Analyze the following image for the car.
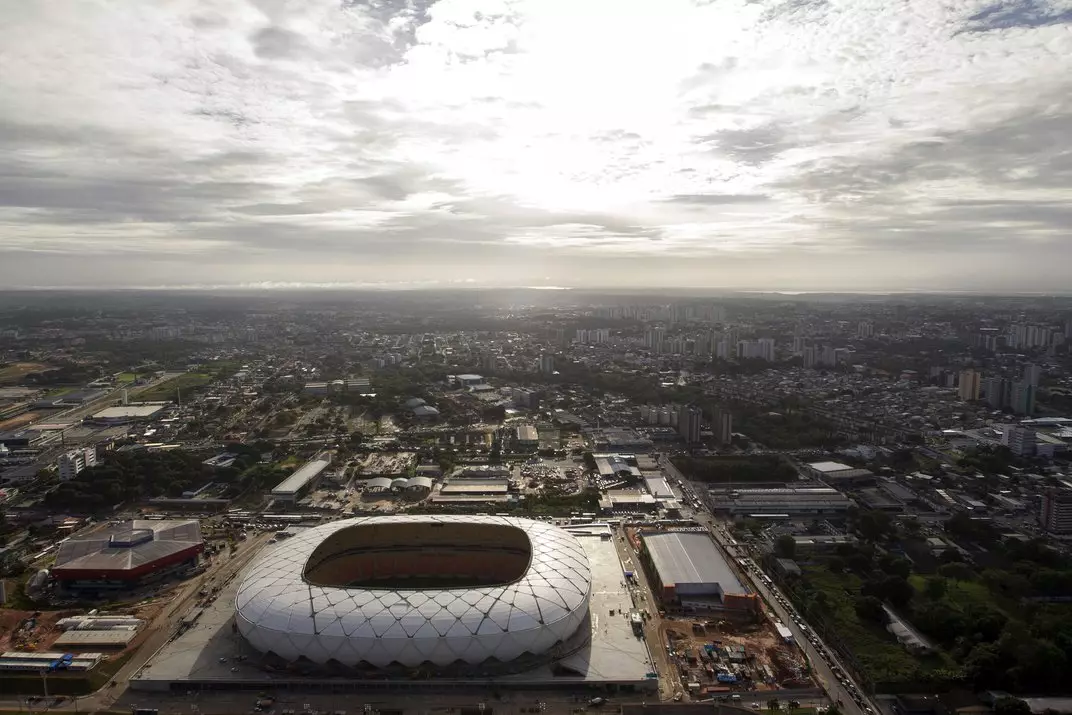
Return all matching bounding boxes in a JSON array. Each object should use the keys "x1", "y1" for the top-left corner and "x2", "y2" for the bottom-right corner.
[{"x1": 588, "y1": 697, "x2": 608, "y2": 707}]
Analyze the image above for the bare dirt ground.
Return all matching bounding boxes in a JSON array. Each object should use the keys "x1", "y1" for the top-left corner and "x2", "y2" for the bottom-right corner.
[
  {"x1": 0, "y1": 410, "x2": 44, "y2": 431},
  {"x1": 660, "y1": 616, "x2": 814, "y2": 696},
  {"x1": 0, "y1": 362, "x2": 50, "y2": 385}
]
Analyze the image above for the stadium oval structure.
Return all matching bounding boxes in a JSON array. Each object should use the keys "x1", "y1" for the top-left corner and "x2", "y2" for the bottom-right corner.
[{"x1": 235, "y1": 515, "x2": 592, "y2": 667}]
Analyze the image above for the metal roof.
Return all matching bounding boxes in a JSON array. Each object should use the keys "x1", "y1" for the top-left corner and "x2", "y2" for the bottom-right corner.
[
  {"x1": 53, "y1": 519, "x2": 202, "y2": 573},
  {"x1": 272, "y1": 458, "x2": 331, "y2": 496},
  {"x1": 643, "y1": 532, "x2": 745, "y2": 594}
]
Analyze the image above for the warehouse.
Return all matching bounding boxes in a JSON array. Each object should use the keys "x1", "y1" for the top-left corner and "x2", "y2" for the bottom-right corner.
[
  {"x1": 439, "y1": 479, "x2": 509, "y2": 496},
  {"x1": 712, "y1": 487, "x2": 853, "y2": 517},
  {"x1": 54, "y1": 629, "x2": 137, "y2": 649},
  {"x1": 52, "y1": 519, "x2": 203, "y2": 591},
  {"x1": 271, "y1": 456, "x2": 331, "y2": 503},
  {"x1": 515, "y1": 425, "x2": 539, "y2": 449},
  {"x1": 86, "y1": 404, "x2": 166, "y2": 425},
  {"x1": 639, "y1": 531, "x2": 753, "y2": 612}
]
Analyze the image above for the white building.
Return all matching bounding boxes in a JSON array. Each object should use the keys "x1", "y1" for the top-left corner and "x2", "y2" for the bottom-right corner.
[
  {"x1": 58, "y1": 447, "x2": 97, "y2": 481},
  {"x1": 1002, "y1": 426, "x2": 1037, "y2": 457}
]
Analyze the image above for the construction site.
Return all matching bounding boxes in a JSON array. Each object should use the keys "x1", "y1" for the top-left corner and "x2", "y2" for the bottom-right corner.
[{"x1": 659, "y1": 616, "x2": 814, "y2": 699}]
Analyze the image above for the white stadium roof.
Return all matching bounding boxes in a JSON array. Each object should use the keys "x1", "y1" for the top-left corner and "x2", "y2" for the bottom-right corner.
[{"x1": 234, "y1": 515, "x2": 592, "y2": 668}]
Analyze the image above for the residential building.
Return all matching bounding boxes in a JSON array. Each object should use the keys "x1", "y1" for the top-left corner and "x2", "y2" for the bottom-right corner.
[
  {"x1": 58, "y1": 447, "x2": 97, "y2": 481},
  {"x1": 982, "y1": 377, "x2": 1007, "y2": 409},
  {"x1": 1040, "y1": 486, "x2": 1072, "y2": 535},
  {"x1": 1002, "y1": 426, "x2": 1036, "y2": 457},
  {"x1": 678, "y1": 405, "x2": 702, "y2": 444},
  {"x1": 538, "y1": 353, "x2": 555, "y2": 375},
  {"x1": 958, "y1": 369, "x2": 981, "y2": 402},
  {"x1": 713, "y1": 406, "x2": 733, "y2": 445},
  {"x1": 645, "y1": 327, "x2": 666, "y2": 354},
  {"x1": 1010, "y1": 381, "x2": 1036, "y2": 415}
]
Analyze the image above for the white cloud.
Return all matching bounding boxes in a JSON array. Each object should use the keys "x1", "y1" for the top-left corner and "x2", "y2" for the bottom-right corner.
[{"x1": 1, "y1": 0, "x2": 1071, "y2": 290}]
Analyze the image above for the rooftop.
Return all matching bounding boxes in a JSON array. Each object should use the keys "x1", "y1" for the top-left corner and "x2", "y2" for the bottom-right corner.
[
  {"x1": 807, "y1": 460, "x2": 855, "y2": 473},
  {"x1": 53, "y1": 519, "x2": 202, "y2": 573},
  {"x1": 271, "y1": 457, "x2": 331, "y2": 496},
  {"x1": 643, "y1": 531, "x2": 745, "y2": 594},
  {"x1": 91, "y1": 404, "x2": 165, "y2": 420}
]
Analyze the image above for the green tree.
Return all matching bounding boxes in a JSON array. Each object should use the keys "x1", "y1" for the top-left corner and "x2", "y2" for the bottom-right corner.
[
  {"x1": 855, "y1": 595, "x2": 886, "y2": 623},
  {"x1": 925, "y1": 576, "x2": 948, "y2": 599},
  {"x1": 938, "y1": 561, "x2": 975, "y2": 581}
]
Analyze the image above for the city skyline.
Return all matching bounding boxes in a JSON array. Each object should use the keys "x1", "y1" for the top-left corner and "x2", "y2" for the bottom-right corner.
[{"x1": 2, "y1": 0, "x2": 1071, "y2": 290}]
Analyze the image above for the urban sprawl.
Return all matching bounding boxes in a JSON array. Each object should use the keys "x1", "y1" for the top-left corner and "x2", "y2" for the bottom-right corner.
[{"x1": 0, "y1": 290, "x2": 1071, "y2": 715}]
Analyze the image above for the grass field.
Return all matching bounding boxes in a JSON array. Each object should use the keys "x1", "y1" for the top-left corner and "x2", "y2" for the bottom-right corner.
[
  {"x1": 134, "y1": 372, "x2": 212, "y2": 402},
  {"x1": 116, "y1": 372, "x2": 138, "y2": 383}
]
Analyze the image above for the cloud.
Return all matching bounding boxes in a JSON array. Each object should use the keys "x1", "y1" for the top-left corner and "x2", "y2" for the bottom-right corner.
[{"x1": 1, "y1": 0, "x2": 1071, "y2": 290}]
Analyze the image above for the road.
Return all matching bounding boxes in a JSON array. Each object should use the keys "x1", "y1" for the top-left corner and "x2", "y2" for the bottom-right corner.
[
  {"x1": 0, "y1": 531, "x2": 275, "y2": 714},
  {"x1": 610, "y1": 523, "x2": 676, "y2": 700},
  {"x1": 662, "y1": 466, "x2": 877, "y2": 715}
]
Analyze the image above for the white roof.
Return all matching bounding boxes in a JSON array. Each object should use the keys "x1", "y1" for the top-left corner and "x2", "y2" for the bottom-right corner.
[
  {"x1": 235, "y1": 515, "x2": 591, "y2": 667},
  {"x1": 271, "y1": 458, "x2": 330, "y2": 496},
  {"x1": 91, "y1": 405, "x2": 164, "y2": 419},
  {"x1": 807, "y1": 461, "x2": 854, "y2": 473}
]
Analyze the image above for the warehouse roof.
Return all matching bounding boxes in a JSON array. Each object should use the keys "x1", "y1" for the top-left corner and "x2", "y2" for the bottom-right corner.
[
  {"x1": 643, "y1": 532, "x2": 745, "y2": 595},
  {"x1": 271, "y1": 458, "x2": 331, "y2": 496},
  {"x1": 91, "y1": 405, "x2": 165, "y2": 420},
  {"x1": 53, "y1": 520, "x2": 202, "y2": 573},
  {"x1": 807, "y1": 461, "x2": 854, "y2": 473},
  {"x1": 53, "y1": 630, "x2": 136, "y2": 646}
]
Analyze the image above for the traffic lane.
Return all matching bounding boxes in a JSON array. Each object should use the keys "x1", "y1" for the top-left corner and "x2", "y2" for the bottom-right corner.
[
  {"x1": 699, "y1": 519, "x2": 867, "y2": 715},
  {"x1": 748, "y1": 578, "x2": 869, "y2": 715}
]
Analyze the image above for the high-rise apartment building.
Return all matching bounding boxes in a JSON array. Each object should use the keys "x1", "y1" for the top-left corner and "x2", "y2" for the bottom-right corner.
[
  {"x1": 678, "y1": 405, "x2": 703, "y2": 444},
  {"x1": 736, "y1": 339, "x2": 775, "y2": 361},
  {"x1": 645, "y1": 327, "x2": 666, "y2": 354},
  {"x1": 538, "y1": 353, "x2": 555, "y2": 375},
  {"x1": 857, "y1": 321, "x2": 873, "y2": 339},
  {"x1": 1040, "y1": 486, "x2": 1072, "y2": 535},
  {"x1": 1011, "y1": 381, "x2": 1036, "y2": 415},
  {"x1": 982, "y1": 377, "x2": 1008, "y2": 409},
  {"x1": 958, "y1": 369, "x2": 981, "y2": 401},
  {"x1": 713, "y1": 406, "x2": 733, "y2": 445},
  {"x1": 58, "y1": 446, "x2": 97, "y2": 481}
]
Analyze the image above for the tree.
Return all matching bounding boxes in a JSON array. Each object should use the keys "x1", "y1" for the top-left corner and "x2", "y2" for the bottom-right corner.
[
  {"x1": 938, "y1": 561, "x2": 975, "y2": 582},
  {"x1": 855, "y1": 510, "x2": 893, "y2": 542},
  {"x1": 925, "y1": 576, "x2": 948, "y2": 599},
  {"x1": 768, "y1": 699, "x2": 780, "y2": 711},
  {"x1": 993, "y1": 698, "x2": 1031, "y2": 715},
  {"x1": 774, "y1": 534, "x2": 796, "y2": 559},
  {"x1": 855, "y1": 595, "x2": 886, "y2": 623}
]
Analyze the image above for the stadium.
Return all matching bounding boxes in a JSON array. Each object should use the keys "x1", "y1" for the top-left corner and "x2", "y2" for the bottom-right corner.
[
  {"x1": 52, "y1": 519, "x2": 204, "y2": 590},
  {"x1": 235, "y1": 515, "x2": 593, "y2": 668}
]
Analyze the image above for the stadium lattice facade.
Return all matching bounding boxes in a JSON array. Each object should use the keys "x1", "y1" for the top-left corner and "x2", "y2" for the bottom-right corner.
[{"x1": 234, "y1": 515, "x2": 592, "y2": 667}]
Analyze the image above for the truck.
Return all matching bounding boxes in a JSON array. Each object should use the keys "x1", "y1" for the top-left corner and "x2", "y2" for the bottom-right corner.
[{"x1": 630, "y1": 611, "x2": 643, "y2": 635}]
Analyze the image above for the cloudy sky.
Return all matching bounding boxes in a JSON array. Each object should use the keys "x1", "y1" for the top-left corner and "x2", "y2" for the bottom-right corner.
[{"x1": 1, "y1": 0, "x2": 1071, "y2": 291}]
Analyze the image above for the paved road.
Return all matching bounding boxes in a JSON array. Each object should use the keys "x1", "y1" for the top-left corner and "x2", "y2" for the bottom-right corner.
[
  {"x1": 610, "y1": 524, "x2": 674, "y2": 700},
  {"x1": 0, "y1": 532, "x2": 275, "y2": 714},
  {"x1": 679, "y1": 504, "x2": 876, "y2": 715}
]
